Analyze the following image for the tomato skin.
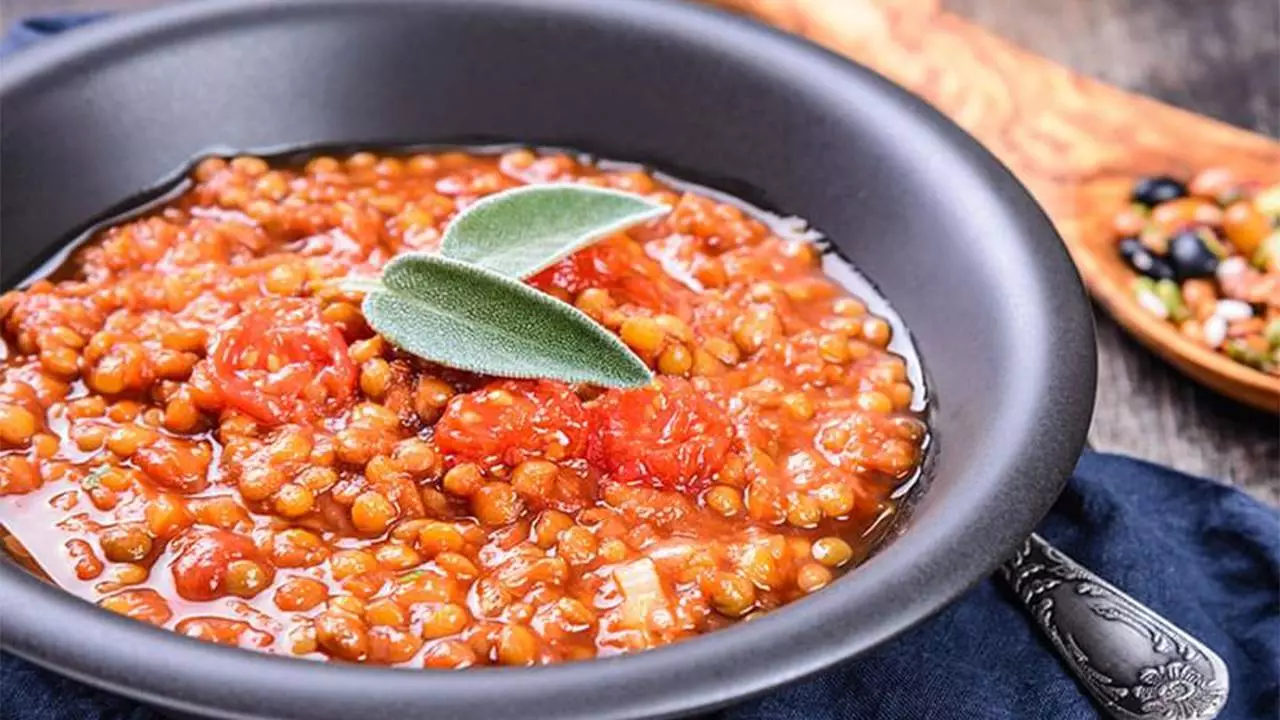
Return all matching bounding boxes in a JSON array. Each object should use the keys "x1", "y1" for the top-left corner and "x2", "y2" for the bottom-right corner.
[
  {"x1": 176, "y1": 616, "x2": 273, "y2": 648},
  {"x1": 169, "y1": 529, "x2": 269, "y2": 601},
  {"x1": 133, "y1": 437, "x2": 211, "y2": 495},
  {"x1": 98, "y1": 589, "x2": 173, "y2": 626},
  {"x1": 588, "y1": 377, "x2": 733, "y2": 494},
  {"x1": 529, "y1": 243, "x2": 620, "y2": 296},
  {"x1": 435, "y1": 380, "x2": 588, "y2": 466},
  {"x1": 208, "y1": 298, "x2": 356, "y2": 424},
  {"x1": 528, "y1": 236, "x2": 689, "y2": 313}
]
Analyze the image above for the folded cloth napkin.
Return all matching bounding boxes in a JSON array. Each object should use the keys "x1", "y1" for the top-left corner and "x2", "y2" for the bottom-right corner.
[{"x1": 1, "y1": 15, "x2": 1277, "y2": 720}]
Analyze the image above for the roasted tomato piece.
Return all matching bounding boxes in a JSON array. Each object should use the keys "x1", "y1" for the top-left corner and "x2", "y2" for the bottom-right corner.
[
  {"x1": 98, "y1": 588, "x2": 173, "y2": 626},
  {"x1": 208, "y1": 298, "x2": 356, "y2": 424},
  {"x1": 169, "y1": 528, "x2": 273, "y2": 601},
  {"x1": 528, "y1": 237, "x2": 630, "y2": 295},
  {"x1": 133, "y1": 436, "x2": 213, "y2": 494},
  {"x1": 589, "y1": 377, "x2": 733, "y2": 494},
  {"x1": 435, "y1": 380, "x2": 588, "y2": 466},
  {"x1": 528, "y1": 235, "x2": 690, "y2": 313},
  {"x1": 176, "y1": 616, "x2": 274, "y2": 648}
]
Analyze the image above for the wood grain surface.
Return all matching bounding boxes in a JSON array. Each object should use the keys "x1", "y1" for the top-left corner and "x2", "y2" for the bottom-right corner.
[
  {"x1": 944, "y1": 0, "x2": 1279, "y2": 502},
  {"x1": 2, "y1": 0, "x2": 1277, "y2": 502}
]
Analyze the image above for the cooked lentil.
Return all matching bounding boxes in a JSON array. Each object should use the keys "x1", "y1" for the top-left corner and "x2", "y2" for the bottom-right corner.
[{"x1": 0, "y1": 148, "x2": 927, "y2": 666}]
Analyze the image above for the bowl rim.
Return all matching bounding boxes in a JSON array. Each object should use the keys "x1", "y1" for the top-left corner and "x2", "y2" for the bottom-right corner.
[{"x1": 0, "y1": 1, "x2": 1097, "y2": 718}]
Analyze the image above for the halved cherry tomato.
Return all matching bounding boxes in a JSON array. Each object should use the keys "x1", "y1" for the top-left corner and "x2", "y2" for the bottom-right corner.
[{"x1": 209, "y1": 298, "x2": 356, "y2": 424}]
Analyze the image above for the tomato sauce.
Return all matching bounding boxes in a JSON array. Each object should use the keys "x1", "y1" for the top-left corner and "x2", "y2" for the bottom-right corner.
[{"x1": 0, "y1": 148, "x2": 927, "y2": 667}]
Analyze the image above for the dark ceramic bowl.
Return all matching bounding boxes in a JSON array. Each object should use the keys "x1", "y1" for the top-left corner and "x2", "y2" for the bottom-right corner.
[{"x1": 0, "y1": 1, "x2": 1096, "y2": 718}]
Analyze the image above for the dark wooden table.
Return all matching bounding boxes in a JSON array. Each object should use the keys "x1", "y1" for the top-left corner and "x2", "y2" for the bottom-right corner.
[{"x1": 3, "y1": 0, "x2": 1277, "y2": 503}]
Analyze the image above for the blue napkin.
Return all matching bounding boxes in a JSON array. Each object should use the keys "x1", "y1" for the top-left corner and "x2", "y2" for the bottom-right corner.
[
  {"x1": 2, "y1": 15, "x2": 1277, "y2": 720},
  {"x1": 0, "y1": 14, "x2": 105, "y2": 56}
]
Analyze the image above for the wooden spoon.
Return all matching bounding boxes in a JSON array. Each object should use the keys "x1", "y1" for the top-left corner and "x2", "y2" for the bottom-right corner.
[{"x1": 708, "y1": 0, "x2": 1280, "y2": 411}]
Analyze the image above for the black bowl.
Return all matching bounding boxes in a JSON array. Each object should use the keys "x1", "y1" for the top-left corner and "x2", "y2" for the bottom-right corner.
[{"x1": 0, "y1": 1, "x2": 1096, "y2": 718}]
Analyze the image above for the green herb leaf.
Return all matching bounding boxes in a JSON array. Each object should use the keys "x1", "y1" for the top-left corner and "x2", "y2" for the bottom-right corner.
[
  {"x1": 359, "y1": 253, "x2": 652, "y2": 388},
  {"x1": 441, "y1": 183, "x2": 670, "y2": 278}
]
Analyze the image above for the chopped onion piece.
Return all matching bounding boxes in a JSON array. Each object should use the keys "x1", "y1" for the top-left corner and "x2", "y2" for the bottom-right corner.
[{"x1": 613, "y1": 558, "x2": 669, "y2": 629}]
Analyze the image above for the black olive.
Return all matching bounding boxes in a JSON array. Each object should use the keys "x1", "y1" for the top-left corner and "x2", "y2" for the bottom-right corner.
[
  {"x1": 1131, "y1": 176, "x2": 1187, "y2": 207},
  {"x1": 1167, "y1": 230, "x2": 1220, "y2": 280},
  {"x1": 1118, "y1": 237, "x2": 1175, "y2": 280}
]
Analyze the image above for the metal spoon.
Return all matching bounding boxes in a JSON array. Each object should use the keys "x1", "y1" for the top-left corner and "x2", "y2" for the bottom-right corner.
[{"x1": 1002, "y1": 534, "x2": 1229, "y2": 720}]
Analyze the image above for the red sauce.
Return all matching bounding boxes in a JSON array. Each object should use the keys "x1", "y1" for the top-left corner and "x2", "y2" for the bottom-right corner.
[{"x1": 0, "y1": 148, "x2": 927, "y2": 667}]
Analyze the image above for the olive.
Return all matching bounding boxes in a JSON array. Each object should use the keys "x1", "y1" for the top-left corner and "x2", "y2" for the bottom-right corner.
[
  {"x1": 1131, "y1": 176, "x2": 1187, "y2": 207},
  {"x1": 1167, "y1": 230, "x2": 1220, "y2": 280},
  {"x1": 1118, "y1": 237, "x2": 1174, "y2": 280}
]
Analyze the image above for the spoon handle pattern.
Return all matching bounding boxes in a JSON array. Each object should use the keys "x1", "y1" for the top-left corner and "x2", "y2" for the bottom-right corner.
[{"x1": 1002, "y1": 534, "x2": 1229, "y2": 720}]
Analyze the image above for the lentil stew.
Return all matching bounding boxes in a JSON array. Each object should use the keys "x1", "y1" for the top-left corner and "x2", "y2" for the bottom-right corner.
[{"x1": 0, "y1": 148, "x2": 927, "y2": 667}]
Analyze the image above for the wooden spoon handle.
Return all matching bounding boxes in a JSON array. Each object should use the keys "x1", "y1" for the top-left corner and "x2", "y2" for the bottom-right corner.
[{"x1": 710, "y1": 0, "x2": 1280, "y2": 235}]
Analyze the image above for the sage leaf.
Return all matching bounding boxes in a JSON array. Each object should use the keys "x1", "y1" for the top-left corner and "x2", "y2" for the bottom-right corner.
[
  {"x1": 360, "y1": 253, "x2": 652, "y2": 388},
  {"x1": 441, "y1": 183, "x2": 669, "y2": 278}
]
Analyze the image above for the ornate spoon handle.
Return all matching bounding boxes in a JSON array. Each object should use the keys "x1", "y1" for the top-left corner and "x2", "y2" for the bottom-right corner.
[{"x1": 1001, "y1": 534, "x2": 1229, "y2": 720}]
